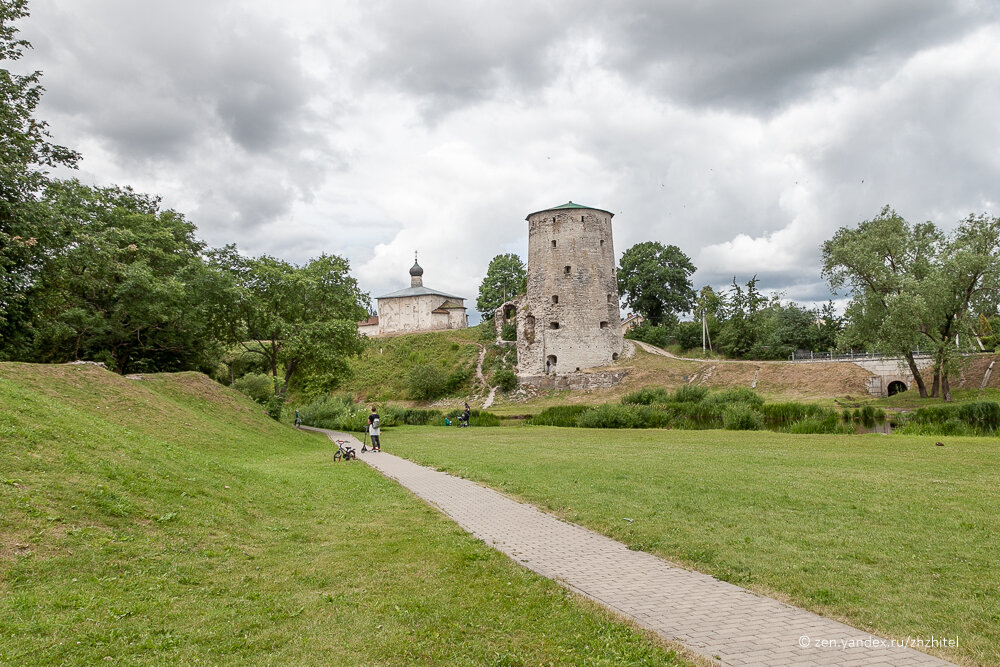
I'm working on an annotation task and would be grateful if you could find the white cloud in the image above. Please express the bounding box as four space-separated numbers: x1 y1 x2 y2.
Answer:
16 0 1000 316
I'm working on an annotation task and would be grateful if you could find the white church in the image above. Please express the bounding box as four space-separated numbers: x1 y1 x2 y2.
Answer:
357 254 468 337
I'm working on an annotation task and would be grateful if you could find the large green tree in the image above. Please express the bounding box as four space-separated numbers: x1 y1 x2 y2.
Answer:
208 247 370 398
21 180 220 373
617 242 696 326
476 253 526 320
822 206 1000 400
0 0 80 344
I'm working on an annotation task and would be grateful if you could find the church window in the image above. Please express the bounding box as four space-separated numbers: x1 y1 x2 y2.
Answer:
564 266 571 275
600 321 608 329
552 295 558 304
551 239 557 248
549 322 560 329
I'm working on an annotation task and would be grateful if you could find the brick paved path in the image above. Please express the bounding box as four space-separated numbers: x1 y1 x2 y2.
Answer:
306 428 952 667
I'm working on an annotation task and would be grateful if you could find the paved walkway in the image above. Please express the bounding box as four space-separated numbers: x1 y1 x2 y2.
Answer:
305 428 952 667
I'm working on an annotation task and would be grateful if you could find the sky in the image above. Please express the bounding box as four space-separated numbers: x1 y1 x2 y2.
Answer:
15 0 1000 321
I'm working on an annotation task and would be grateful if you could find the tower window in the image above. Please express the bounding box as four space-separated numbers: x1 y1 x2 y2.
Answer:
607 294 613 304
552 295 558 304
551 239 556 248
549 322 560 329
581 216 584 222
600 239 604 247
564 266 571 275
600 321 608 329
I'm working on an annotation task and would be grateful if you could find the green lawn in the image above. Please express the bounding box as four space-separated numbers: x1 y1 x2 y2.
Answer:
387 425 1000 666
0 364 688 666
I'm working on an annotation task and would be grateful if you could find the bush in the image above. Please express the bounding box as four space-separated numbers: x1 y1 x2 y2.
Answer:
958 401 1000 431
470 411 502 427
901 400 1000 435
444 408 501 427
576 404 672 429
759 402 832 428
786 413 843 434
621 387 670 405
671 385 708 403
578 404 645 428
477 321 497 341
528 405 592 427
624 323 670 348
494 369 518 392
722 403 763 430
233 373 273 404
500 321 517 341
704 387 764 408
378 405 440 426
265 395 285 421
444 365 473 395
407 364 448 400
298 395 373 432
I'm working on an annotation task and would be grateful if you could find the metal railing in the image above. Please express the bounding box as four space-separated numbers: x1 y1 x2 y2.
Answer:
788 350 993 363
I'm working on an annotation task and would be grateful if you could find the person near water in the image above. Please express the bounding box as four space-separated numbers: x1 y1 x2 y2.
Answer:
368 405 381 451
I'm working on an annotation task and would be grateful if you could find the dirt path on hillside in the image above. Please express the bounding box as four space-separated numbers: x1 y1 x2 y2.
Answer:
474 344 499 408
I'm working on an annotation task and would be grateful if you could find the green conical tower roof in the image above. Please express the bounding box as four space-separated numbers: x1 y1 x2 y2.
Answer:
526 201 614 219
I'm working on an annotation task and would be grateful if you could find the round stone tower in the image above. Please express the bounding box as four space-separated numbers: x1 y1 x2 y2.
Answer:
516 202 623 375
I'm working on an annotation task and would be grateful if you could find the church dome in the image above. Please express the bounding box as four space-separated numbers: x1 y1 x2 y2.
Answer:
409 258 424 277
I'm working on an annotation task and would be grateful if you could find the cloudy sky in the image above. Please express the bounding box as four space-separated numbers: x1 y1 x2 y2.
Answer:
16 0 1000 320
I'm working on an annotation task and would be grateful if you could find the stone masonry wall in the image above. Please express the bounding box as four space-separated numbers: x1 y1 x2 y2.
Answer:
378 295 458 334
516 207 624 375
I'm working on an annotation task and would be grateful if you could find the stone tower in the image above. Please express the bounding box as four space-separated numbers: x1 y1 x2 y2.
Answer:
515 202 623 375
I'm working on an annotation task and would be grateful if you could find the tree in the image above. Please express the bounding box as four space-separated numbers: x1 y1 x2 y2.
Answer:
476 253 526 320
0 0 80 345
716 276 770 358
814 300 841 352
822 206 1000 400
617 242 696 326
208 247 370 399
15 180 220 373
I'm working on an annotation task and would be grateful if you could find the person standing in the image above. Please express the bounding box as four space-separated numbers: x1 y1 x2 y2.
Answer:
368 405 381 452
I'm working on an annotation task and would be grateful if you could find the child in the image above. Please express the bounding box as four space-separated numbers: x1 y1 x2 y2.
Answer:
368 405 381 452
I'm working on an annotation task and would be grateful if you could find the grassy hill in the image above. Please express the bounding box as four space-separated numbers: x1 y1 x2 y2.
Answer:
0 362 686 665
340 328 483 402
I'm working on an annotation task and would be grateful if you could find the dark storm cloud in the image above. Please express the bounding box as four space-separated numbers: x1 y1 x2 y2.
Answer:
358 1 563 117
595 0 989 111
357 0 993 115
28 1 316 160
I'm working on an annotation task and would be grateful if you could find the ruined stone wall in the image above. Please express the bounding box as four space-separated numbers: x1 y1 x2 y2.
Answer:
516 207 623 374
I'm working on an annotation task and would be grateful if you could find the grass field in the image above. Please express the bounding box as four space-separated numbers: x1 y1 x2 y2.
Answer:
0 363 688 666
387 425 1000 666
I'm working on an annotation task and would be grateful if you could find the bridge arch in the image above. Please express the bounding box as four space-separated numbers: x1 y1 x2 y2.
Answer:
887 380 907 396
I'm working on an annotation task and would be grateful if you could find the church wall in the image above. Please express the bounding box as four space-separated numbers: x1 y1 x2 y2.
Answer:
378 295 467 334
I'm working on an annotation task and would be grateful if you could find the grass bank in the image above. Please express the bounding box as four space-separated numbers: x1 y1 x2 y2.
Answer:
387 425 1000 666
0 363 687 666
340 328 481 402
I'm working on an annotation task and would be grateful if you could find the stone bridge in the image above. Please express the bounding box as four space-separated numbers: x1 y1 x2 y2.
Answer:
792 354 935 397
852 355 935 397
